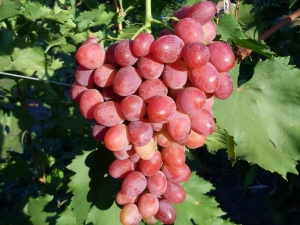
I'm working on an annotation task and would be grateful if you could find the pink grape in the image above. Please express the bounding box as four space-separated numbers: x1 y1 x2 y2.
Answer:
104 124 130 151
137 53 164 80
132 32 155 57
82 37 99 45
138 193 159 218
92 123 109 141
79 89 104 120
149 119 165 132
147 171 167 197
93 64 116 88
189 108 216 136
127 147 141 163
102 86 123 102
189 0 217 25
182 42 210 69
105 42 120 68
157 28 173 37
70 81 88 103
139 151 163 176
161 142 186 167
155 126 174 147
74 65 94 86
134 138 156 160
151 35 184 63
213 72 233 99
76 43 105 69
121 171 147 197
176 87 207 115
162 180 186 204
155 199 176 224
115 190 139 206
162 60 188 89
184 129 206 149
189 62 220 93
138 78 168 103
208 41 235 72
128 121 153 146
120 95 147 121
114 39 138 67
166 111 191 143
113 149 129 160
202 21 217 43
94 101 125 127
113 66 142 96
108 158 135 178
161 162 191 183
172 6 191 27
175 18 204 44
119 203 142 225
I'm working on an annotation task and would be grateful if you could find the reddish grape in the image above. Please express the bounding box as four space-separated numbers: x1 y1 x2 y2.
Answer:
137 53 164 80
127 147 141 163
121 171 147 197
162 60 188 89
162 180 186 204
155 126 174 147
188 1 217 25
119 203 142 225
184 129 206 149
138 193 159 218
161 142 186 167
189 108 215 136
147 95 176 124
114 39 138 67
104 124 130 151
134 138 156 160
202 21 217 43
139 151 163 176
149 119 165 132
166 111 191 143
76 43 105 69
92 123 109 141
132 32 155 57
108 158 135 178
175 18 204 44
102 86 123 102
94 101 125 127
161 162 191 183
213 72 233 99
155 199 176 224
93 64 116 88
82 37 99 45
113 149 129 160
105 42 120 68
120 95 147 121
176 87 206 115
151 35 184 63
208 41 235 72
172 6 191 27
183 42 210 69
128 121 153 146
74 65 94 86
115 190 139 206
189 62 220 93
138 79 168 103
71 81 88 103
147 171 167 197
157 28 174 37
113 66 142 96
79 89 104 120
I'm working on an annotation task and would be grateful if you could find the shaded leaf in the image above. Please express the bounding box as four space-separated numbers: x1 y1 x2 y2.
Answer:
235 38 275 58
2 158 31 180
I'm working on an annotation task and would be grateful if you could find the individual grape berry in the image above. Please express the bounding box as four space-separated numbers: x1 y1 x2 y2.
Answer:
104 124 130 151
202 21 217 43
155 199 177 224
132 32 155 57
94 101 125 127
162 60 188 89
166 111 191 143
155 126 174 147
182 42 210 69
128 121 153 147
175 18 204 44
147 171 168 197
127 147 141 163
162 180 186 204
76 43 105 69
105 42 121 68
93 64 117 88
119 203 142 225
92 123 109 141
172 6 191 27
113 149 130 160
184 129 206 149
189 108 216 136
120 95 147 121
133 137 156 160
157 28 174 37
114 39 138 67
161 162 191 183
161 142 186 167
74 65 94 87
147 95 177 124
102 86 123 102
70 81 88 103
108 158 135 178
79 89 104 120
137 193 159 218
208 41 235 72
137 53 164 80
116 190 139 206
139 151 163 176
151 35 184 63
188 0 217 25
113 66 142 96
142 216 158 225
121 171 147 197
213 72 233 99
81 37 99 45
138 78 168 103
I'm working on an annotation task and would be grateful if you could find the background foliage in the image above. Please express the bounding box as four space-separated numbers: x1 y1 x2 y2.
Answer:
0 0 300 224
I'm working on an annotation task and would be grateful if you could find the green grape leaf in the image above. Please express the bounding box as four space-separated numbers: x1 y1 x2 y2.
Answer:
76 4 116 31
237 3 256 25
117 25 142 40
213 57 300 179
56 206 77 225
0 0 21 20
206 127 228 153
235 38 275 58
27 194 57 224
217 14 244 41
0 77 16 92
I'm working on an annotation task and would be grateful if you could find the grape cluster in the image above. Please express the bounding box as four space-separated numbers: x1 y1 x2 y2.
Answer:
71 1 234 224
